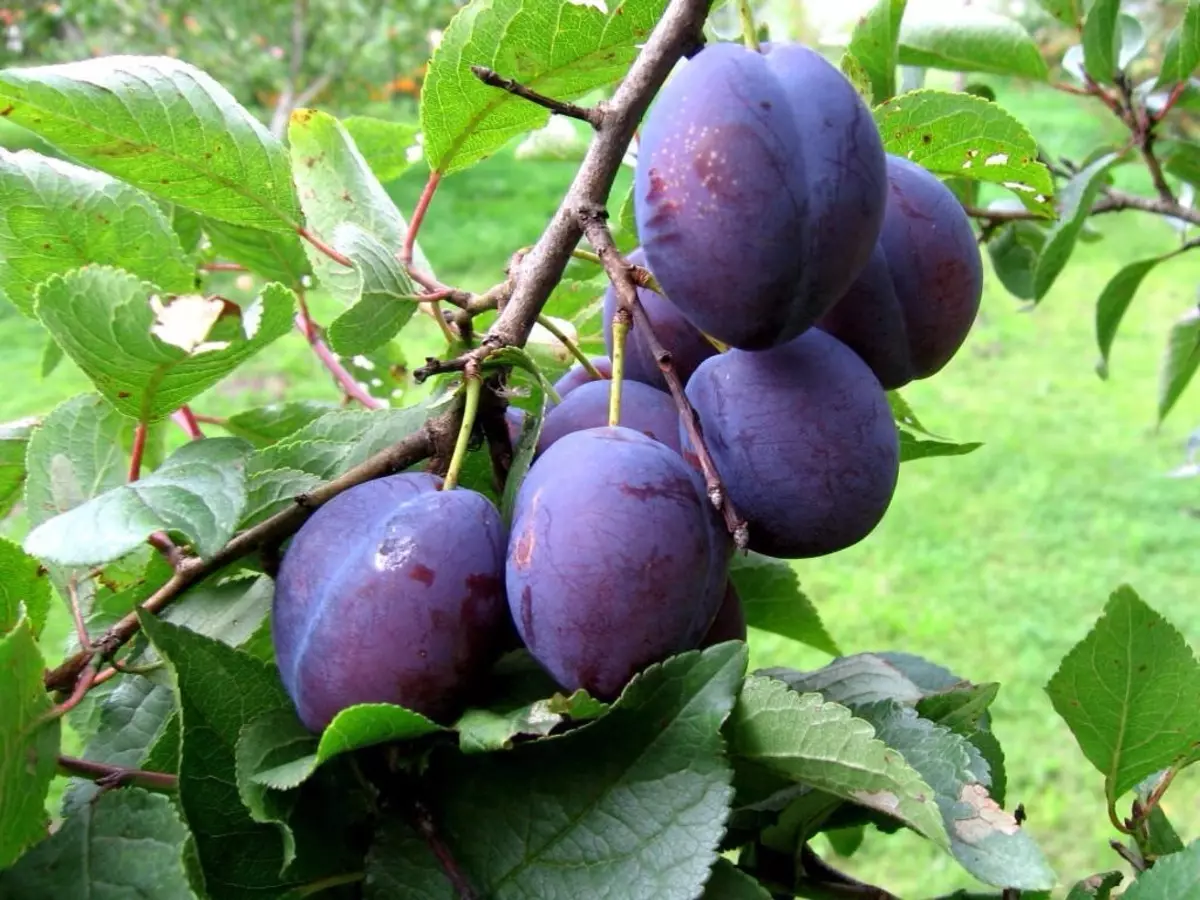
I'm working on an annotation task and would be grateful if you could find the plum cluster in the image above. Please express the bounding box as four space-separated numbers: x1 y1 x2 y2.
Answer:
270 40 982 731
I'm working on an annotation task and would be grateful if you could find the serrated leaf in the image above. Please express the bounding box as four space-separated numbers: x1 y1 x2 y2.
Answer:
1158 0 1200 87
61 677 176 814
1046 585 1200 802
1082 0 1121 85
727 553 839 655
234 711 316 870
700 859 771 899
899 429 983 462
898 9 1047 80
1159 305 1200 424
23 393 133 529
420 644 747 898
1122 840 1200 898
201 218 311 289
848 0 908 103
0 418 34 518
0 56 299 229
341 116 419 183
139 613 299 899
1034 152 1119 300
223 402 336 448
762 652 967 708
874 90 1054 215
0 619 59 869
917 682 1000 735
1095 254 1174 378
421 0 668 175
971 730 1007 808
0 538 49 636
1066 871 1123 899
0 149 195 316
323 226 419 356
987 217 1048 301
0 788 196 899
25 436 250 566
858 701 1053 888
456 687 604 754
240 468 324 528
162 574 273 650
728 676 947 847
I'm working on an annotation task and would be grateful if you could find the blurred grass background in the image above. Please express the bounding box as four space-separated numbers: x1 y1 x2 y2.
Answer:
4 75 1200 897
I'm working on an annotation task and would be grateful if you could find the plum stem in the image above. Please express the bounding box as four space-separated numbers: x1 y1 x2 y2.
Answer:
737 0 760 51
402 170 441 265
442 374 482 491
609 312 630 427
470 65 607 129
536 314 604 379
578 207 750 550
57 754 178 792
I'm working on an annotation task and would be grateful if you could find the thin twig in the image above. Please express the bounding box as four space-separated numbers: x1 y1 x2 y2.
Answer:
297 226 353 267
173 406 205 440
403 171 442 265
67 577 91 653
470 66 606 128
412 799 479 900
198 261 248 273
294 309 384 410
128 423 148 481
579 208 748 549
57 754 178 791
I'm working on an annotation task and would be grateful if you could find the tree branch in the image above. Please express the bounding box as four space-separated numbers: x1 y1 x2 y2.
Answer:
57 755 178 792
967 189 1200 230
470 66 606 128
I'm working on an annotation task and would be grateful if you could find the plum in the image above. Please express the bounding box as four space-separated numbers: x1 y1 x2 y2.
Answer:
273 473 509 731
701 584 746 647
817 154 983 387
634 41 886 350
505 356 612 445
682 329 899 559
507 426 726 698
537 379 682 455
602 247 717 389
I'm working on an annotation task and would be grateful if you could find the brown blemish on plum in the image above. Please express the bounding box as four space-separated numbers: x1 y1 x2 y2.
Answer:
513 527 535 570
646 167 669 200
408 563 435 586
520 585 536 651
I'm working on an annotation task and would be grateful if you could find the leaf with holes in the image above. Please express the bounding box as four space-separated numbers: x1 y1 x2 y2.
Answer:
421 0 669 175
847 0 908 104
1095 254 1176 378
1159 305 1200 424
35 267 294 422
0 149 194 316
874 90 1054 215
898 9 1047 80
0 56 299 229
1034 152 1120 300
24 437 251 566
1083 0 1121 85
1158 0 1200 87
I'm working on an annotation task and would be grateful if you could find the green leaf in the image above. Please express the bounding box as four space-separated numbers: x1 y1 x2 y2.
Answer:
847 0 908 104
1159 139 1200 187
898 10 1048 80
1065 871 1123 899
874 90 1054 216
0 418 34 518
899 429 983 462
341 116 419 183
761 651 980 711
1082 0 1121 85
35 267 295 422
0 788 196 899
728 676 948 847
0 619 59 870
1135 773 1185 858
234 712 312 870
727 553 839 655
1122 840 1200 898
162 203 203 254
1158 0 1200 87
1117 15 1147 71
1095 254 1174 378
0 56 299 229
22 393 131 530
916 682 1000 735
287 109 421 305
1034 152 1120 300
700 859 771 899
201 218 311 289
1046 585 1200 802
1158 305 1200 424
1035 0 1080 27
323 226 420 356
139 613 299 899
0 149 195 316
858 702 1054 889
24 436 251 567
240 468 324 528
986 217 1048 301
162 574 273 650
0 538 49 636
839 52 874 104
826 824 866 857
223 402 337 448
456 686 605 754
421 0 668 175
363 817 457 900
426 644 747 898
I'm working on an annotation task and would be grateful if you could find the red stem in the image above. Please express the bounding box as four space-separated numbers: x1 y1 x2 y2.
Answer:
172 406 205 440
403 171 442 265
294 313 384 410
128 423 148 481
1156 80 1190 122
298 226 354 267
199 261 248 272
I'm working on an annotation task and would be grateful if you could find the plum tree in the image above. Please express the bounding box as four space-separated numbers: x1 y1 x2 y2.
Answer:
817 154 984 388
536 378 681 454
682 329 900 559
602 247 717 389
700 584 746 647
272 472 509 731
634 41 886 350
506 426 725 698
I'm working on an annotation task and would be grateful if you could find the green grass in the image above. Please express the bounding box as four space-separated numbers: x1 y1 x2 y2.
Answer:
8 83 1200 896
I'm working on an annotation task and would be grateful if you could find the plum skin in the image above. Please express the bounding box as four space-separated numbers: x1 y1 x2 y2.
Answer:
681 329 900 559
602 247 717 390
507 426 726 698
537 378 682 455
817 154 984 388
506 356 612 444
634 41 886 350
272 472 509 731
